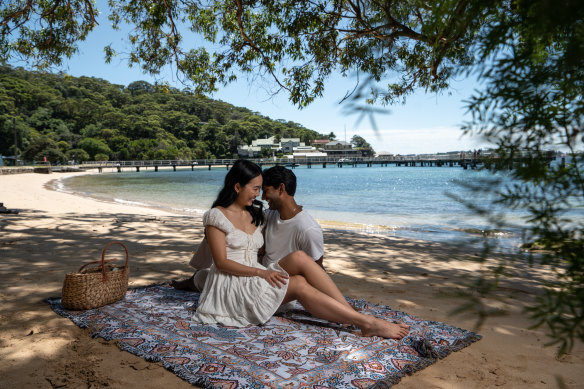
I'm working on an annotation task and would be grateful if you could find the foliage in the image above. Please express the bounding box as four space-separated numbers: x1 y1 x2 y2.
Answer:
461 0 584 354
66 148 90 162
1 0 488 108
79 138 112 160
0 65 325 161
351 135 374 153
0 0 98 68
36 147 67 164
94 153 109 161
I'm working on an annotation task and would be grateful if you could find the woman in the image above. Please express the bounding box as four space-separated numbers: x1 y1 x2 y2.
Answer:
194 160 409 339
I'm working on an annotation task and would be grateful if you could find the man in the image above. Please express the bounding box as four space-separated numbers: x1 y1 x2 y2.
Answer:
260 166 324 269
171 165 324 291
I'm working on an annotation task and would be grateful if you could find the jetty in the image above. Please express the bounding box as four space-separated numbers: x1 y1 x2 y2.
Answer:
79 156 488 173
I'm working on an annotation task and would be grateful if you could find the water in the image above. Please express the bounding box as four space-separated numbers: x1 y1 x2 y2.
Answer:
56 165 528 250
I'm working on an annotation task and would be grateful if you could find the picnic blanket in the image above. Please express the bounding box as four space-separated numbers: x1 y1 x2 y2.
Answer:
46 283 481 388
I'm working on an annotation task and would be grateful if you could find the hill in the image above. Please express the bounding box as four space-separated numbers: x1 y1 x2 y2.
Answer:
0 66 324 163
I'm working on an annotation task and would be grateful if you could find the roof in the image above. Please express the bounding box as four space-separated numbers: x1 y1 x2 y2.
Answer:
326 140 350 146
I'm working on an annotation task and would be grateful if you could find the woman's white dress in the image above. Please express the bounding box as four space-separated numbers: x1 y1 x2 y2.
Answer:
193 208 289 327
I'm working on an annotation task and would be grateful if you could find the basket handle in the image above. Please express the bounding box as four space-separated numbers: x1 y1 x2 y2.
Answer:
78 241 129 282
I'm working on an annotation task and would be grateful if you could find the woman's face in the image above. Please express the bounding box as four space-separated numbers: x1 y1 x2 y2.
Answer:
236 174 262 206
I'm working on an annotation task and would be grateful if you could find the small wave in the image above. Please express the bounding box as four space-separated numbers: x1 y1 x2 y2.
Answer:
113 198 149 207
172 207 206 215
46 177 72 194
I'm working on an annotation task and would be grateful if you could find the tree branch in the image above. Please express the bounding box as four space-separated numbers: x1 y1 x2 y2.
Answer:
0 0 34 29
161 0 182 67
234 0 290 92
429 0 470 78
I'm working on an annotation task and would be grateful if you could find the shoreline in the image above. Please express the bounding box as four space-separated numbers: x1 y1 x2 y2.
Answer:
1 172 582 388
51 169 522 251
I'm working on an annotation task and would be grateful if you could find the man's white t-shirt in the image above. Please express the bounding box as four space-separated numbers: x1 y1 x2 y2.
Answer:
262 209 324 267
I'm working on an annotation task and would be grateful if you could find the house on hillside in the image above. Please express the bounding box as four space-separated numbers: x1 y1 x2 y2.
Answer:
237 145 262 158
324 140 361 158
251 136 279 151
312 139 330 149
238 136 280 157
280 138 302 153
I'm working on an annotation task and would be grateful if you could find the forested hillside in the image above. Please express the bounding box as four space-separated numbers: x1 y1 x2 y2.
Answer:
0 66 324 163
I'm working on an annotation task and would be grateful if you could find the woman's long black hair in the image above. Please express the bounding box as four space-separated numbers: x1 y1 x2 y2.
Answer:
212 159 264 226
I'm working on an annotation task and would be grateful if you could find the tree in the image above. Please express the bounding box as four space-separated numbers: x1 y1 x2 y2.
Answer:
65 148 90 163
78 137 112 160
1 1 484 107
351 135 373 150
458 0 584 355
22 136 58 162
94 153 109 162
35 147 66 164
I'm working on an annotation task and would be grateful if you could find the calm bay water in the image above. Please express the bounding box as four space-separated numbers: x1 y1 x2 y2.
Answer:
57 165 528 250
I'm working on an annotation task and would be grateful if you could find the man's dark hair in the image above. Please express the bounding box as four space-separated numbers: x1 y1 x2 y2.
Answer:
262 166 297 196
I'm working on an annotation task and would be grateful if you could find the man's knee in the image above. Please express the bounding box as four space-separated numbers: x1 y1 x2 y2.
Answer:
283 250 311 261
193 268 209 291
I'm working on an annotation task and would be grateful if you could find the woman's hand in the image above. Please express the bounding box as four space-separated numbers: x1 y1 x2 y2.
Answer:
258 269 289 288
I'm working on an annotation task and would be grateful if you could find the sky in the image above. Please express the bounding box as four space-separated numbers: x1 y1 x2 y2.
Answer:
11 3 493 155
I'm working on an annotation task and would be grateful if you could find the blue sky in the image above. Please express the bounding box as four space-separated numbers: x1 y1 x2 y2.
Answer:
14 3 492 155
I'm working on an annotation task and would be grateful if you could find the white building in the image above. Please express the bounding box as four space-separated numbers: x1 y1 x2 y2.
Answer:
292 146 327 161
251 136 279 151
237 145 262 158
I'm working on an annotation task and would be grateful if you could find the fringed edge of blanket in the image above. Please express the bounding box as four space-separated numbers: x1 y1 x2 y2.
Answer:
368 333 482 389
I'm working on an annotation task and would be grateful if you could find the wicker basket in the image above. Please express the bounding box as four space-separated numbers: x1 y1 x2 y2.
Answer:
61 241 130 310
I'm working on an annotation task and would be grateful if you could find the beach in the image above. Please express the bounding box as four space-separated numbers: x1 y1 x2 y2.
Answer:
0 171 582 388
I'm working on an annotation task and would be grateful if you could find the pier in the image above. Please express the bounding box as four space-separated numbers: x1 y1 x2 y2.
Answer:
80 156 487 173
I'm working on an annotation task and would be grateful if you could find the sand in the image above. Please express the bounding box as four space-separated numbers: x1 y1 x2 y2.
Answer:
0 171 582 388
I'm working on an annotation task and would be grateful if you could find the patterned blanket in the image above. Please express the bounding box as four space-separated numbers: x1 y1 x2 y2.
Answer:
46 284 480 388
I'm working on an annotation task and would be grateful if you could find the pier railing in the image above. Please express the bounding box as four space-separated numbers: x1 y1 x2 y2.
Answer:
80 155 478 168
79 156 487 173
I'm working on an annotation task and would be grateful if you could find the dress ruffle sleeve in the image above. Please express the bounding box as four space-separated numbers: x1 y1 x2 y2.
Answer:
203 208 234 234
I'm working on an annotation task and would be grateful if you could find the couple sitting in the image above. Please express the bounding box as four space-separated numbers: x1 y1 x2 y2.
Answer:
173 160 409 339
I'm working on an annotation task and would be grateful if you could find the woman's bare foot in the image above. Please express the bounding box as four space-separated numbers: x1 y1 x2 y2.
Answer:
170 275 197 291
361 317 410 339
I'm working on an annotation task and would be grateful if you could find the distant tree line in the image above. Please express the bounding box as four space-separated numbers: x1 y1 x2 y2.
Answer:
0 66 325 163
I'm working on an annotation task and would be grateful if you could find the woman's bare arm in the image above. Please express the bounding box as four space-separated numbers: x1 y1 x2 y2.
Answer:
206 225 288 288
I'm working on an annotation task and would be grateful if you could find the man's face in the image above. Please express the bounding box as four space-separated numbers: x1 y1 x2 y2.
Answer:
262 184 282 210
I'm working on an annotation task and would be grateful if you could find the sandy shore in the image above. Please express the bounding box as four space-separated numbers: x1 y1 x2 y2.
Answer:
0 171 582 388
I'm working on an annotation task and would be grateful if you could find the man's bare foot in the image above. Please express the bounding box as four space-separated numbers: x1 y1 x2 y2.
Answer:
170 275 197 291
361 317 409 339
